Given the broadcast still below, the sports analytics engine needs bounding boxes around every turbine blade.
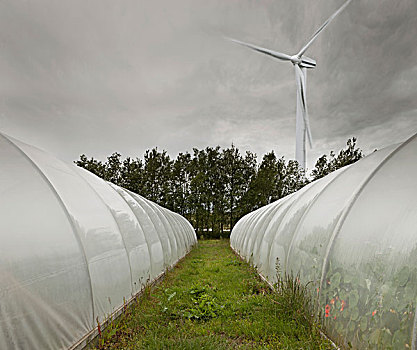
[294,65,313,148]
[297,0,352,57]
[301,67,313,147]
[226,37,292,61]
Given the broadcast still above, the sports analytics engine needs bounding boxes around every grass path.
[93,240,333,349]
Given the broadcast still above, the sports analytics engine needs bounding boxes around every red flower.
[96,317,102,337]
[325,304,331,318]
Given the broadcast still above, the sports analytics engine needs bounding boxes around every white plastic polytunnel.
[231,133,417,349]
[0,132,197,349]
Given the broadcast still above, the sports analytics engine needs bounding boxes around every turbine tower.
[229,0,352,169]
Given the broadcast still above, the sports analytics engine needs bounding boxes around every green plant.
[320,257,416,349]
[90,240,333,350]
[273,259,320,331]
[184,285,225,320]
[161,285,225,321]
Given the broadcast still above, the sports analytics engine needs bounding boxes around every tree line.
[75,138,363,238]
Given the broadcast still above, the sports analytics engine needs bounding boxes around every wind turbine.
[228,0,352,170]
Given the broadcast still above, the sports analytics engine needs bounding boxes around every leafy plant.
[184,285,225,320]
[320,257,416,349]
[161,285,225,321]
[273,259,320,331]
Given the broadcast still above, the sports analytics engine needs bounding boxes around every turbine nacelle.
[290,55,301,64]
[290,55,316,69]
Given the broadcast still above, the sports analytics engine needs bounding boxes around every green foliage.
[90,240,333,350]
[75,138,361,239]
[185,285,225,320]
[273,259,321,334]
[311,137,363,180]
[320,257,415,349]
[221,145,257,231]
[241,152,308,213]
[160,285,225,321]
[140,148,172,204]
[75,154,107,178]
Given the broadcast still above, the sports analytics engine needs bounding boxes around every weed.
[184,285,224,320]
[272,258,321,334]
[225,259,242,266]
[160,285,225,321]
[90,240,333,350]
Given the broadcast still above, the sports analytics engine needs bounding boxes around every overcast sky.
[1,0,416,170]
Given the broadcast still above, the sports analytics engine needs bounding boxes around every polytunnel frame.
[246,202,279,263]
[0,132,197,350]
[69,187,196,349]
[109,184,163,281]
[230,132,417,349]
[285,165,351,273]
[253,195,296,278]
[69,185,197,349]
[314,133,417,350]
[76,171,137,297]
[127,190,174,269]
[0,134,96,320]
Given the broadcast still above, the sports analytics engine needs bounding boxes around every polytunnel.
[0,132,197,349]
[231,133,417,349]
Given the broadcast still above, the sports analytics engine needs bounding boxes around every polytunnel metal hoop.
[78,176,135,295]
[285,166,350,275]
[316,133,417,349]
[0,133,97,321]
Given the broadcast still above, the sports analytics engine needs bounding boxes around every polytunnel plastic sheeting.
[166,211,189,255]
[177,212,197,249]
[247,197,290,277]
[127,191,174,268]
[250,202,285,268]
[238,203,273,259]
[109,185,165,280]
[12,137,133,323]
[172,213,189,247]
[252,196,294,275]
[246,201,282,261]
[230,132,417,349]
[75,168,152,294]
[148,201,182,262]
[241,205,271,261]
[0,133,197,350]
[286,145,397,288]
[0,135,92,350]
[322,136,417,349]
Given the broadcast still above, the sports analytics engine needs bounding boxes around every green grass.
[92,240,334,349]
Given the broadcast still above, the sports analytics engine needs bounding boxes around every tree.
[281,159,309,196]
[120,157,143,194]
[188,148,208,237]
[222,145,257,231]
[104,152,122,185]
[140,148,172,206]
[242,152,284,210]
[240,153,307,214]
[311,137,363,181]
[170,152,192,218]
[74,154,106,178]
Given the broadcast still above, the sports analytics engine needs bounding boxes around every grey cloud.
[0,0,416,171]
